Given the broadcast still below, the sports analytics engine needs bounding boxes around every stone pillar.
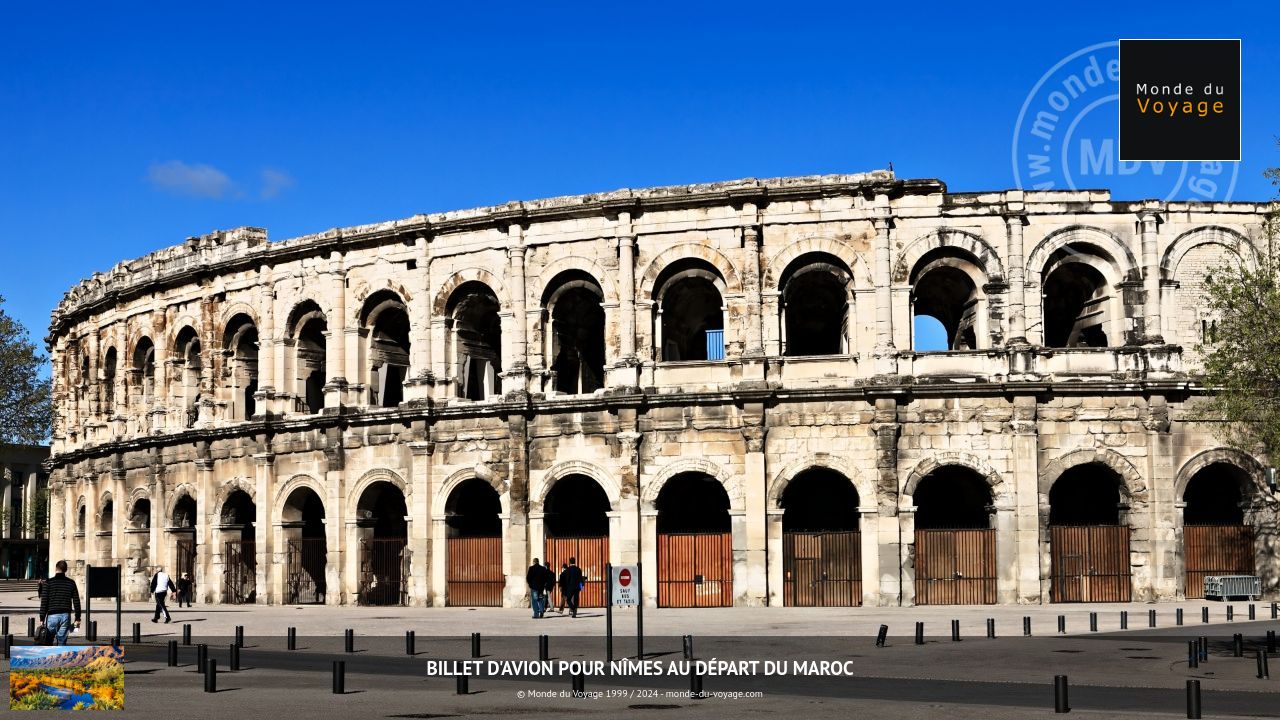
[408,441,434,606]
[858,506,881,606]
[254,453,274,604]
[871,195,897,374]
[48,478,65,569]
[615,430,642,566]
[1144,394,1175,600]
[404,239,434,401]
[1008,395,1042,603]
[324,253,348,409]
[617,229,637,360]
[766,509,783,606]
[195,460,213,602]
[111,466,126,569]
[83,474,98,570]
[1004,206,1028,344]
[323,440,346,605]
[0,465,10,541]
[872,400,901,604]
[256,270,277,414]
[505,226,529,392]
[896,506,916,606]
[994,504,1018,604]
[742,217,764,357]
[505,414,530,606]
[1139,205,1164,343]
[150,469,165,586]
[742,422,767,605]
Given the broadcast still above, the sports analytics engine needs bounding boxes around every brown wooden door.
[360,538,408,606]
[222,540,256,604]
[1184,525,1255,599]
[1050,525,1131,602]
[783,531,862,607]
[658,532,732,607]
[915,529,996,605]
[446,536,504,607]
[544,536,608,608]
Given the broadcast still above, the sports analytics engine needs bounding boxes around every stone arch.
[765,235,871,291]
[284,298,332,336]
[1026,225,1140,282]
[436,465,510,516]
[212,478,257,524]
[1038,448,1147,501]
[537,255,619,305]
[534,460,621,512]
[432,268,508,315]
[166,483,198,527]
[638,243,743,300]
[1174,447,1268,499]
[217,302,260,330]
[641,457,743,510]
[274,473,329,514]
[1161,226,1256,282]
[168,318,202,355]
[97,490,114,528]
[348,468,411,513]
[768,454,873,510]
[350,278,413,328]
[902,452,1012,507]
[893,228,1006,284]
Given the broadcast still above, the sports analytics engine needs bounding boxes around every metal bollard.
[1090,612,1097,632]
[235,625,244,648]
[183,624,192,645]
[229,643,240,672]
[204,659,217,693]
[1053,675,1069,713]
[1228,606,1234,622]
[539,634,549,661]
[1024,616,1032,636]
[332,660,345,694]
[3,633,10,659]
[27,617,35,638]
[683,635,693,659]
[1233,633,1244,658]
[951,619,960,642]
[1177,608,1184,626]
[1120,611,1128,630]
[196,644,208,674]
[1202,607,1209,624]
[987,618,995,639]
[132,622,141,644]
[572,671,585,694]
[1249,604,1256,620]
[471,632,481,658]
[1199,636,1208,662]
[1058,615,1066,634]
[875,624,888,648]
[87,620,97,641]
[1186,679,1201,719]
[344,629,354,653]
[167,640,178,667]
[1188,640,1199,669]
[690,666,703,698]
[1258,649,1270,679]
[456,674,469,695]
[287,627,297,651]
[1,616,7,637]
[403,630,415,655]
[1150,609,1157,628]
[1268,630,1277,655]
[1272,602,1278,620]
[915,622,924,645]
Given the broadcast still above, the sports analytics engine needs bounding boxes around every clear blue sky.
[2,2,1277,352]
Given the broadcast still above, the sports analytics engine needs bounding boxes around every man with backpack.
[150,566,178,623]
[38,560,81,645]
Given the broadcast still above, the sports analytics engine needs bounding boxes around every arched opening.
[543,272,606,395]
[172,326,203,428]
[780,254,852,356]
[356,482,408,606]
[223,315,259,421]
[543,474,610,607]
[96,498,114,563]
[289,302,328,414]
[219,489,257,604]
[445,478,504,606]
[1182,462,1256,598]
[361,292,411,408]
[102,347,117,415]
[129,499,151,530]
[447,282,502,400]
[655,260,725,362]
[1048,463,1131,602]
[780,469,861,606]
[125,498,151,599]
[912,466,997,605]
[656,472,732,607]
[131,337,156,411]
[282,487,327,604]
[170,494,197,592]
[1043,247,1117,348]
[911,251,983,351]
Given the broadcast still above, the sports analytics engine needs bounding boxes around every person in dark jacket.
[39,560,81,645]
[526,558,550,619]
[558,557,585,618]
[554,563,569,613]
[149,567,178,623]
[176,572,194,607]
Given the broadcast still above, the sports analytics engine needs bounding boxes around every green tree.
[0,295,53,444]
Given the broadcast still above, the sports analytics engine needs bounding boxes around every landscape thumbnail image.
[9,645,124,710]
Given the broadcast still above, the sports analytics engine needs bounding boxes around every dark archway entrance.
[1183,462,1256,598]
[170,494,197,594]
[219,490,257,604]
[282,487,327,604]
[446,479,504,607]
[1049,463,1131,602]
[781,469,861,607]
[543,474,610,608]
[356,482,408,606]
[913,466,997,605]
[656,472,732,607]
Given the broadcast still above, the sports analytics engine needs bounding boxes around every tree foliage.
[0,295,52,445]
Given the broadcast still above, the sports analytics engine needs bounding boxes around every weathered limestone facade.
[45,172,1280,606]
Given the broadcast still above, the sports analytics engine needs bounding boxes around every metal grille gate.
[783,531,862,607]
[544,536,608,608]
[285,538,327,605]
[222,540,256,604]
[359,538,408,606]
[446,537,504,607]
[1184,524,1255,599]
[1050,525,1132,603]
[657,532,732,608]
[914,529,997,605]
[175,536,196,582]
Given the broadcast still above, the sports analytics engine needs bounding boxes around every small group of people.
[150,568,195,622]
[36,559,196,645]
[526,557,586,619]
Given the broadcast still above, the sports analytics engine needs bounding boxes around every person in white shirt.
[150,567,178,623]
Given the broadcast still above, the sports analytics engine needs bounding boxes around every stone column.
[505,226,529,391]
[742,219,764,357]
[1138,205,1164,344]
[872,400,901,604]
[1144,394,1175,600]
[195,459,213,602]
[48,477,65,568]
[0,465,10,541]
[404,238,434,402]
[323,443,346,605]
[994,503,1018,604]
[1009,395,1042,603]
[617,229,637,360]
[742,422,767,605]
[150,469,165,586]
[896,506,916,606]
[325,252,348,409]
[615,430,642,566]
[408,441,434,606]
[858,506,881,607]
[254,453,274,604]
[504,414,530,606]
[84,474,99,570]
[256,270,277,414]
[766,509,783,607]
[1004,206,1029,344]
[871,195,897,375]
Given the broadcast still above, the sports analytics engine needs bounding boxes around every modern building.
[1,443,50,580]
[44,171,1278,606]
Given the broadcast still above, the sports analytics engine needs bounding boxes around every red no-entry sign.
[619,568,632,587]
[611,564,639,606]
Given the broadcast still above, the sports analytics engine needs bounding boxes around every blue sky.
[2,2,1276,353]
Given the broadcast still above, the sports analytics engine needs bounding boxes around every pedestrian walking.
[555,563,569,613]
[527,558,551,619]
[542,560,556,612]
[559,557,585,618]
[39,560,81,646]
[176,572,194,607]
[150,566,177,623]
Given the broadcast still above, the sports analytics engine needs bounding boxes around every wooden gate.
[544,536,608,608]
[359,538,408,606]
[446,536,504,607]
[657,532,732,608]
[175,536,196,582]
[1184,525,1255,599]
[783,531,862,607]
[914,529,997,605]
[285,538,327,605]
[222,540,256,604]
[1050,525,1132,603]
